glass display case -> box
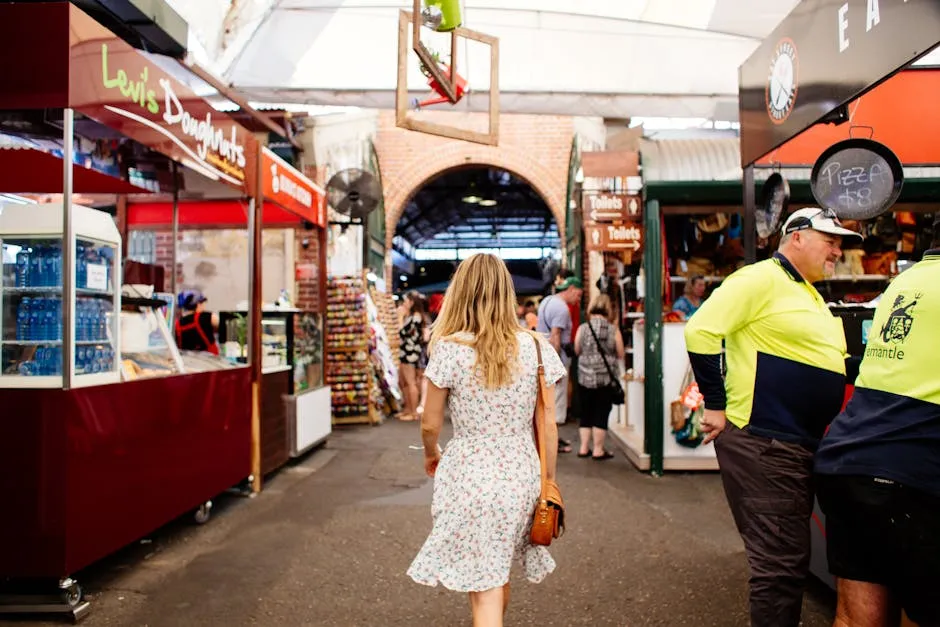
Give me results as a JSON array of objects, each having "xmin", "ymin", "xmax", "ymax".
[
  {"xmin": 293, "ymin": 311, "xmax": 323, "ymax": 393},
  {"xmin": 219, "ymin": 308, "xmax": 324, "ymax": 393},
  {"xmin": 0, "ymin": 203, "xmax": 121, "ymax": 388}
]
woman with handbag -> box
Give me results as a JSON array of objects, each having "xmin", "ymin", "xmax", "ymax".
[
  {"xmin": 573, "ymin": 294, "xmax": 625, "ymax": 460},
  {"xmin": 408, "ymin": 253, "xmax": 566, "ymax": 627}
]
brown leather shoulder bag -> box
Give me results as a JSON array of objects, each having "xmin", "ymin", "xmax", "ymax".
[{"xmin": 530, "ymin": 336, "xmax": 565, "ymax": 546}]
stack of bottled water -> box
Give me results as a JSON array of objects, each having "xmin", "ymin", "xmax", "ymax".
[
  {"xmin": 15, "ymin": 297, "xmax": 63, "ymax": 341},
  {"xmin": 76, "ymin": 298, "xmax": 110, "ymax": 342},
  {"xmin": 14, "ymin": 244, "xmax": 63, "ymax": 288},
  {"xmin": 75, "ymin": 346, "xmax": 115, "ymax": 375},
  {"xmin": 13, "ymin": 243, "xmax": 110, "ymax": 290}
]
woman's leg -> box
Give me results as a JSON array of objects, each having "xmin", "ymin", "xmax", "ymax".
[
  {"xmin": 577, "ymin": 385, "xmax": 593, "ymax": 455},
  {"xmin": 468, "ymin": 587, "xmax": 504, "ymax": 627},
  {"xmin": 502, "ymin": 582, "xmax": 511, "ymax": 617},
  {"xmin": 399, "ymin": 363, "xmax": 418, "ymax": 419},
  {"xmin": 592, "ymin": 399, "xmax": 613, "ymax": 457},
  {"xmin": 416, "ymin": 368, "xmax": 428, "ymax": 415}
]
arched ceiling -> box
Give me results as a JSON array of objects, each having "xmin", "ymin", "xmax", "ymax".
[
  {"xmin": 165, "ymin": 0, "xmax": 804, "ymax": 119},
  {"xmin": 395, "ymin": 166, "xmax": 557, "ymax": 250}
]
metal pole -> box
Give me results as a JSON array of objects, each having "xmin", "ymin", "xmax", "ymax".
[
  {"xmin": 171, "ymin": 161, "xmax": 179, "ymax": 300},
  {"xmin": 62, "ymin": 109, "xmax": 75, "ymax": 390},
  {"xmin": 248, "ymin": 150, "xmax": 264, "ymax": 492},
  {"xmin": 744, "ymin": 165, "xmax": 757, "ymax": 265},
  {"xmin": 643, "ymin": 199, "xmax": 664, "ymax": 476}
]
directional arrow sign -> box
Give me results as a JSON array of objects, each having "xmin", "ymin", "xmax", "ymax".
[
  {"xmin": 585, "ymin": 224, "xmax": 644, "ymax": 254},
  {"xmin": 583, "ymin": 193, "xmax": 643, "ymax": 224}
]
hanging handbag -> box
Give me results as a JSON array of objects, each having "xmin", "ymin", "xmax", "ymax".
[
  {"xmin": 530, "ymin": 336, "xmax": 565, "ymax": 547},
  {"xmin": 586, "ymin": 320, "xmax": 625, "ymax": 405},
  {"xmin": 670, "ymin": 364, "xmax": 705, "ymax": 448}
]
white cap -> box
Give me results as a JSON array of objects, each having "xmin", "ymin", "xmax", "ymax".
[{"xmin": 781, "ymin": 208, "xmax": 863, "ymax": 241}]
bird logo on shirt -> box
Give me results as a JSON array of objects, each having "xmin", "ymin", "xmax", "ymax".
[{"xmin": 880, "ymin": 293, "xmax": 922, "ymax": 345}]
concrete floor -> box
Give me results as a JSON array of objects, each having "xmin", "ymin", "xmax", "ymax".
[{"xmin": 6, "ymin": 420, "xmax": 835, "ymax": 626}]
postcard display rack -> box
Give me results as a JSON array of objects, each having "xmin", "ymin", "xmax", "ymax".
[
  {"xmin": 326, "ymin": 276, "xmax": 379, "ymax": 425},
  {"xmin": 0, "ymin": 203, "xmax": 121, "ymax": 387}
]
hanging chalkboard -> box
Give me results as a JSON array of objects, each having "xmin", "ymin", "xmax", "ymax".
[{"xmin": 810, "ymin": 139, "xmax": 903, "ymax": 220}]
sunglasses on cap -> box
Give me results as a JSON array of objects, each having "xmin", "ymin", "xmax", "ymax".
[{"xmin": 783, "ymin": 208, "xmax": 840, "ymax": 235}]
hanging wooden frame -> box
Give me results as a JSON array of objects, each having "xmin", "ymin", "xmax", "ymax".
[{"xmin": 396, "ymin": 8, "xmax": 500, "ymax": 146}]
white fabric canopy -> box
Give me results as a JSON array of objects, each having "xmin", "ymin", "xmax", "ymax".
[{"xmin": 167, "ymin": 0, "xmax": 805, "ymax": 119}]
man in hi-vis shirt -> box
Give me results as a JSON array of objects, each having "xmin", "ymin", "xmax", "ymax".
[
  {"xmin": 815, "ymin": 220, "xmax": 940, "ymax": 627},
  {"xmin": 685, "ymin": 208, "xmax": 861, "ymax": 627}
]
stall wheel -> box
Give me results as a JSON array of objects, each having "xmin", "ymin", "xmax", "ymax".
[
  {"xmin": 193, "ymin": 501, "xmax": 213, "ymax": 525},
  {"xmin": 59, "ymin": 579, "xmax": 83, "ymax": 609}
]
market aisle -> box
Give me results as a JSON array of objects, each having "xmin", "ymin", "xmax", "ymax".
[{"xmin": 9, "ymin": 421, "xmax": 835, "ymax": 627}]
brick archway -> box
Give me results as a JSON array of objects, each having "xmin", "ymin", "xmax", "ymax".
[{"xmin": 383, "ymin": 146, "xmax": 567, "ymax": 251}]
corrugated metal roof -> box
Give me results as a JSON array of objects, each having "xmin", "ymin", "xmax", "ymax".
[
  {"xmin": 640, "ymin": 138, "xmax": 743, "ymax": 182},
  {"xmin": 640, "ymin": 138, "xmax": 940, "ymax": 182}
]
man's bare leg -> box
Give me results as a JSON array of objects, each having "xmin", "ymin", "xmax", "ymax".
[{"xmin": 833, "ymin": 578, "xmax": 901, "ymax": 627}]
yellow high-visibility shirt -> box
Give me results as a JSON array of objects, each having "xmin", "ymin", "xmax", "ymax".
[{"xmin": 685, "ymin": 252, "xmax": 847, "ymax": 447}]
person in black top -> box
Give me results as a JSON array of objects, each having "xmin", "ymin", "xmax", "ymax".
[{"xmin": 175, "ymin": 290, "xmax": 220, "ymax": 354}]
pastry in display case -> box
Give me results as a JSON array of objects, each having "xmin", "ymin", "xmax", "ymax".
[{"xmin": 0, "ymin": 203, "xmax": 121, "ymax": 388}]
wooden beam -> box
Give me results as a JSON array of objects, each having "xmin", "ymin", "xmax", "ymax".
[{"xmin": 185, "ymin": 60, "xmax": 302, "ymax": 152}]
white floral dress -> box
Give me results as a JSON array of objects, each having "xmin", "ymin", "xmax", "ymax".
[{"xmin": 407, "ymin": 331, "xmax": 567, "ymax": 592}]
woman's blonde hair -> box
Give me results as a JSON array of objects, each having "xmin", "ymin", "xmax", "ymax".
[
  {"xmin": 431, "ymin": 253, "xmax": 530, "ymax": 388},
  {"xmin": 588, "ymin": 293, "xmax": 612, "ymax": 318}
]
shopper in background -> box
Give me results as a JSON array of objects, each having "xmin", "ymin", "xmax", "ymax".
[
  {"xmin": 672, "ymin": 274, "xmax": 706, "ymax": 320},
  {"xmin": 684, "ymin": 207, "xmax": 861, "ymax": 627},
  {"xmin": 537, "ymin": 276, "xmax": 583, "ymax": 454},
  {"xmin": 415, "ymin": 293, "xmax": 433, "ymax": 418},
  {"xmin": 517, "ymin": 300, "xmax": 538, "ymax": 331},
  {"xmin": 814, "ymin": 222, "xmax": 940, "ymax": 627},
  {"xmin": 408, "ymin": 253, "xmax": 565, "ymax": 627},
  {"xmin": 397, "ymin": 291, "xmax": 426, "ymax": 421},
  {"xmin": 175, "ymin": 289, "xmax": 220, "ymax": 354},
  {"xmin": 574, "ymin": 294, "xmax": 624, "ymax": 460}
]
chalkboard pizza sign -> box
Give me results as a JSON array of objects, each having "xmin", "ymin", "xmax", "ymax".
[{"xmin": 810, "ymin": 138, "xmax": 903, "ymax": 220}]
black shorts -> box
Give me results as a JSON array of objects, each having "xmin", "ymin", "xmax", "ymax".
[
  {"xmin": 817, "ymin": 474, "xmax": 940, "ymax": 626},
  {"xmin": 578, "ymin": 384, "xmax": 612, "ymax": 430}
]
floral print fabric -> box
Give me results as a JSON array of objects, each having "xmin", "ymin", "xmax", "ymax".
[
  {"xmin": 407, "ymin": 331, "xmax": 566, "ymax": 592},
  {"xmin": 399, "ymin": 313, "xmax": 423, "ymax": 365}
]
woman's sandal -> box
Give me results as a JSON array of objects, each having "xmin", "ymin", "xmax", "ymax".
[{"xmin": 592, "ymin": 451, "xmax": 615, "ymax": 461}]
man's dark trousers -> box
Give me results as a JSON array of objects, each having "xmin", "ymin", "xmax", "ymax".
[{"xmin": 714, "ymin": 423, "xmax": 815, "ymax": 627}]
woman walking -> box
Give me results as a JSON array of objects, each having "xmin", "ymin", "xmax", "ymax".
[
  {"xmin": 408, "ymin": 254, "xmax": 565, "ymax": 627},
  {"xmin": 397, "ymin": 291, "xmax": 426, "ymax": 421},
  {"xmin": 574, "ymin": 294, "xmax": 625, "ymax": 460}
]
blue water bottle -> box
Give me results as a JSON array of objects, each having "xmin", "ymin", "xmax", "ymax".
[
  {"xmin": 16, "ymin": 298, "xmax": 30, "ymax": 340},
  {"xmin": 49, "ymin": 245, "xmax": 62, "ymax": 288},
  {"xmin": 35, "ymin": 347, "xmax": 47, "ymax": 376},
  {"xmin": 30, "ymin": 246, "xmax": 44, "ymax": 287},
  {"xmin": 76, "ymin": 244, "xmax": 86, "ymax": 289},
  {"xmin": 29, "ymin": 298, "xmax": 42, "ymax": 341},
  {"xmin": 54, "ymin": 298, "xmax": 62, "ymax": 341},
  {"xmin": 15, "ymin": 249, "xmax": 29, "ymax": 287},
  {"xmin": 75, "ymin": 300, "xmax": 84, "ymax": 342}
]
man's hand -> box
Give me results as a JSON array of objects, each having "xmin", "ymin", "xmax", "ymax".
[
  {"xmin": 700, "ymin": 409, "xmax": 727, "ymax": 445},
  {"xmin": 424, "ymin": 450, "xmax": 442, "ymax": 477}
]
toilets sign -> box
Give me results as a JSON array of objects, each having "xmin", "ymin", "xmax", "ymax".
[
  {"xmin": 585, "ymin": 224, "xmax": 644, "ymax": 253},
  {"xmin": 584, "ymin": 193, "xmax": 643, "ymax": 223}
]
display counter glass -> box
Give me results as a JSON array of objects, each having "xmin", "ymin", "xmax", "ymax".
[
  {"xmin": 219, "ymin": 308, "xmax": 324, "ymax": 394},
  {"xmin": 0, "ymin": 204, "xmax": 122, "ymax": 388}
]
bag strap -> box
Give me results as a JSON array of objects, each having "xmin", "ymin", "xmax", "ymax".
[
  {"xmin": 532, "ymin": 335, "xmax": 550, "ymax": 498},
  {"xmin": 586, "ymin": 319, "xmax": 619, "ymax": 385}
]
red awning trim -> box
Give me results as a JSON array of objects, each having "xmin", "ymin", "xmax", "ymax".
[{"xmin": 127, "ymin": 200, "xmax": 307, "ymax": 230}]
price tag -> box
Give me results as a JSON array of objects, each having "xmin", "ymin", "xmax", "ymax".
[
  {"xmin": 810, "ymin": 139, "xmax": 903, "ymax": 220},
  {"xmin": 86, "ymin": 263, "xmax": 108, "ymax": 291}
]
